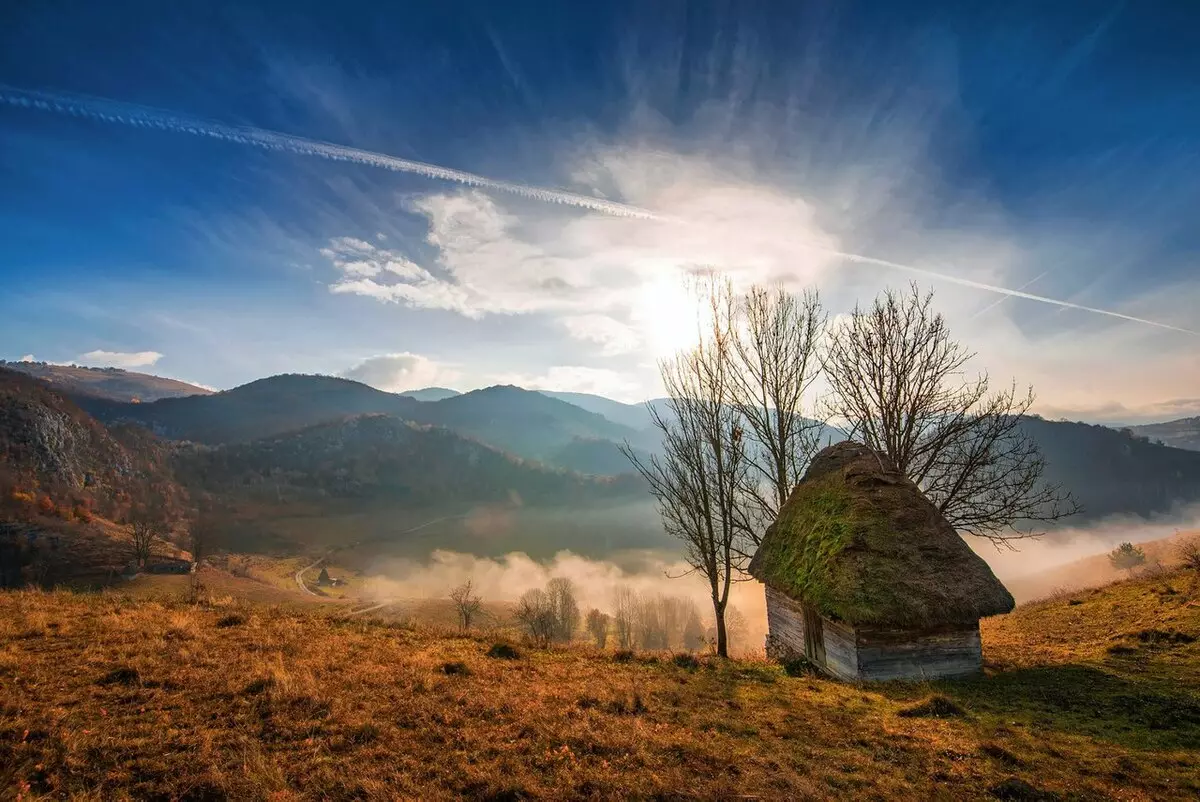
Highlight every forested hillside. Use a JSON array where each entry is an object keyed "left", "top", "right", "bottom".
[
  {"left": 175, "top": 414, "right": 645, "bottom": 508},
  {"left": 1130, "top": 416, "right": 1200, "bottom": 452},
  {"left": 1026, "top": 417, "right": 1200, "bottom": 521}
]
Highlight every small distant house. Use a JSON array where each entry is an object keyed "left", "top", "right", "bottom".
[
  {"left": 748, "top": 442, "right": 1015, "bottom": 682},
  {"left": 145, "top": 556, "right": 195, "bottom": 575}
]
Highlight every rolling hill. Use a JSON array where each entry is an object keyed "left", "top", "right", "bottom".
[
  {"left": 77, "top": 374, "right": 423, "bottom": 445},
  {"left": 0, "top": 360, "right": 211, "bottom": 402},
  {"left": 1022, "top": 416, "right": 1200, "bottom": 523},
  {"left": 82, "top": 376, "right": 655, "bottom": 470},
  {"left": 174, "top": 413, "right": 644, "bottom": 509},
  {"left": 399, "top": 387, "right": 462, "bottom": 402},
  {"left": 3, "top": 568, "right": 1197, "bottom": 799},
  {"left": 1130, "top": 415, "right": 1200, "bottom": 452}
]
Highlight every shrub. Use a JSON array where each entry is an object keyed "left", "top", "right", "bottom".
[
  {"left": 672, "top": 653, "right": 700, "bottom": 670},
  {"left": 440, "top": 661, "right": 470, "bottom": 676},
  {"left": 216, "top": 613, "right": 247, "bottom": 628},
  {"left": 613, "top": 649, "right": 635, "bottom": 663},
  {"left": 486, "top": 643, "right": 520, "bottom": 660},
  {"left": 97, "top": 666, "right": 141, "bottom": 686},
  {"left": 36, "top": 495, "right": 55, "bottom": 515}
]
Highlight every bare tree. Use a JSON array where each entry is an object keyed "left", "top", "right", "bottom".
[
  {"left": 612, "top": 585, "right": 637, "bottom": 649},
  {"left": 545, "top": 577, "right": 581, "bottom": 642},
  {"left": 727, "top": 282, "right": 827, "bottom": 541},
  {"left": 128, "top": 504, "right": 168, "bottom": 568},
  {"left": 622, "top": 288, "right": 753, "bottom": 657},
  {"left": 1177, "top": 536, "right": 1200, "bottom": 572},
  {"left": 636, "top": 594, "right": 668, "bottom": 650},
  {"left": 514, "top": 588, "right": 557, "bottom": 647},
  {"left": 585, "top": 608, "right": 610, "bottom": 648},
  {"left": 449, "top": 579, "right": 484, "bottom": 632},
  {"left": 823, "top": 284, "right": 1078, "bottom": 546}
]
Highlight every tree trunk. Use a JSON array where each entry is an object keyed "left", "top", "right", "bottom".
[{"left": 713, "top": 602, "right": 728, "bottom": 658}]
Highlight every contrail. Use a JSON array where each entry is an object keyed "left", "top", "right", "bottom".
[
  {"left": 0, "top": 84, "right": 657, "bottom": 219},
  {"left": 970, "top": 272, "right": 1047, "bottom": 319},
  {"left": 2, "top": 84, "right": 1194, "bottom": 337}
]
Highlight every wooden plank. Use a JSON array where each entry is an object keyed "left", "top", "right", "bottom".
[{"left": 855, "top": 625, "right": 982, "bottom": 681}]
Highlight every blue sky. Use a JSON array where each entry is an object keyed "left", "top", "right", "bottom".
[{"left": 1, "top": 1, "right": 1197, "bottom": 422}]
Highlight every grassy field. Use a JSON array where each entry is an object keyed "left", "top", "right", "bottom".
[{"left": 1, "top": 571, "right": 1197, "bottom": 800}]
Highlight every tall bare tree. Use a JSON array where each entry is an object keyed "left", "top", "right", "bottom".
[
  {"left": 449, "top": 579, "right": 483, "bottom": 632},
  {"left": 622, "top": 296, "right": 753, "bottom": 657},
  {"left": 727, "top": 282, "right": 827, "bottom": 539},
  {"left": 612, "top": 585, "right": 637, "bottom": 649},
  {"left": 823, "top": 284, "right": 1078, "bottom": 545},
  {"left": 545, "top": 577, "right": 581, "bottom": 642}
]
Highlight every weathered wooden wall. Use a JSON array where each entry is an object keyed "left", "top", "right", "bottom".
[
  {"left": 765, "top": 586, "right": 984, "bottom": 681},
  {"left": 854, "top": 625, "right": 982, "bottom": 681},
  {"left": 764, "top": 587, "right": 858, "bottom": 681}
]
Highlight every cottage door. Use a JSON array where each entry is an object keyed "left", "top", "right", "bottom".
[{"left": 803, "top": 606, "right": 826, "bottom": 664}]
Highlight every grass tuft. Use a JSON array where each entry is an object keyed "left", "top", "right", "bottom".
[{"left": 897, "top": 694, "right": 966, "bottom": 719}]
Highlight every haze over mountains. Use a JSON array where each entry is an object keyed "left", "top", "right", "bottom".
[{"left": 5, "top": 363, "right": 1200, "bottom": 563}]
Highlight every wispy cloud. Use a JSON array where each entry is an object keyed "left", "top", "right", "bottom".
[{"left": 76, "top": 350, "right": 163, "bottom": 368}]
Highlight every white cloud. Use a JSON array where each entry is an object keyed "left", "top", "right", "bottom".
[
  {"left": 319, "top": 150, "right": 843, "bottom": 359},
  {"left": 342, "top": 352, "right": 459, "bottom": 393},
  {"left": 18, "top": 354, "right": 35, "bottom": 362},
  {"left": 76, "top": 350, "right": 163, "bottom": 369}
]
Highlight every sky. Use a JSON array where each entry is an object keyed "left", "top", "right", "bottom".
[{"left": 1, "top": 1, "right": 1197, "bottom": 423}]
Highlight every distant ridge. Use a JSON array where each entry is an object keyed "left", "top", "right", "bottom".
[
  {"left": 399, "top": 387, "right": 461, "bottom": 402},
  {"left": 1129, "top": 415, "right": 1200, "bottom": 452},
  {"left": 1, "top": 360, "right": 212, "bottom": 402}
]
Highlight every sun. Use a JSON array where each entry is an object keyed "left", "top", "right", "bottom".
[{"left": 632, "top": 269, "right": 707, "bottom": 359}]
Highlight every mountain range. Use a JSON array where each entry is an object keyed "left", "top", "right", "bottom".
[{"left": 5, "top": 363, "right": 1200, "bottom": 563}]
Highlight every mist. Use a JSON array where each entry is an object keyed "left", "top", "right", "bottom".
[
  {"left": 355, "top": 502, "right": 1200, "bottom": 648},
  {"left": 362, "top": 548, "right": 769, "bottom": 656}
]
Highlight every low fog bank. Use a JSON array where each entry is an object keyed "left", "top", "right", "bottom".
[
  {"left": 973, "top": 504, "right": 1200, "bottom": 602},
  {"left": 356, "top": 505, "right": 1199, "bottom": 649},
  {"left": 363, "top": 549, "right": 769, "bottom": 656}
]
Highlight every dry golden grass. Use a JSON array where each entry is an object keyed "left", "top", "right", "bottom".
[{"left": 1, "top": 572, "right": 1198, "bottom": 800}]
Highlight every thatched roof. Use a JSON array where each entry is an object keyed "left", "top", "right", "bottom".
[{"left": 748, "top": 442, "right": 1015, "bottom": 629}]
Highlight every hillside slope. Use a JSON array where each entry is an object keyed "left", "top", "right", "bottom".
[
  {"left": 174, "top": 413, "right": 645, "bottom": 508},
  {"left": 1130, "top": 415, "right": 1200, "bottom": 452},
  {"left": 2, "top": 571, "right": 1197, "bottom": 799},
  {"left": 0, "top": 368, "right": 175, "bottom": 519},
  {"left": 1024, "top": 417, "right": 1200, "bottom": 522},
  {"left": 80, "top": 374, "right": 422, "bottom": 445},
  {"left": 0, "top": 360, "right": 211, "bottom": 402}
]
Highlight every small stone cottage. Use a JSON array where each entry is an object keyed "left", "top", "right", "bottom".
[{"left": 748, "top": 442, "right": 1015, "bottom": 681}]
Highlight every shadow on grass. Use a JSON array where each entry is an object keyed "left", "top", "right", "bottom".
[{"left": 888, "top": 664, "right": 1200, "bottom": 751}]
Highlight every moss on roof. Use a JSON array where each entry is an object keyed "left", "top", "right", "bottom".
[{"left": 748, "top": 442, "right": 1015, "bottom": 629}]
